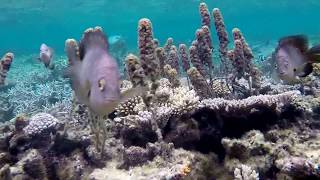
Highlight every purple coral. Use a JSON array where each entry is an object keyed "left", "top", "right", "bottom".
[
  {"left": 164, "top": 37, "right": 174, "bottom": 56},
  {"left": 232, "top": 28, "right": 262, "bottom": 88},
  {"left": 178, "top": 44, "right": 190, "bottom": 74},
  {"left": 138, "top": 18, "right": 160, "bottom": 81},
  {"left": 195, "top": 28, "right": 213, "bottom": 80},
  {"left": 166, "top": 46, "right": 180, "bottom": 75},
  {"left": 199, "top": 3, "right": 211, "bottom": 29},
  {"left": 0, "top": 52, "right": 14, "bottom": 85},
  {"left": 213, "top": 8, "right": 230, "bottom": 72},
  {"left": 232, "top": 28, "right": 254, "bottom": 64},
  {"left": 189, "top": 45, "right": 208, "bottom": 78},
  {"left": 155, "top": 47, "right": 166, "bottom": 77}
]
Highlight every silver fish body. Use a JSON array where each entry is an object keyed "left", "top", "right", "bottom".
[
  {"left": 274, "top": 35, "right": 318, "bottom": 84},
  {"left": 39, "top": 43, "right": 53, "bottom": 68},
  {"left": 65, "top": 27, "right": 123, "bottom": 115}
]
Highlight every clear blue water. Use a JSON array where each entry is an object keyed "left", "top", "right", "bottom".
[{"left": 1, "top": 0, "right": 319, "bottom": 55}]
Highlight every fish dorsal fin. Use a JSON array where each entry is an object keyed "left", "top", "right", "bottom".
[
  {"left": 279, "top": 35, "right": 309, "bottom": 53},
  {"left": 79, "top": 26, "right": 109, "bottom": 60},
  {"left": 65, "top": 39, "right": 81, "bottom": 64}
]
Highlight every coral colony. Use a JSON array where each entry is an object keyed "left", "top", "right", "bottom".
[{"left": 0, "top": 2, "right": 320, "bottom": 180}]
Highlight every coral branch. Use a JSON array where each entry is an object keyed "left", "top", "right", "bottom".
[
  {"left": 213, "top": 8, "right": 230, "bottom": 72},
  {"left": 199, "top": 3, "right": 211, "bottom": 29},
  {"left": 138, "top": 18, "right": 160, "bottom": 81},
  {"left": 178, "top": 44, "right": 191, "bottom": 74}
]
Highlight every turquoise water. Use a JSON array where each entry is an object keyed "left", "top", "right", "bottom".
[{"left": 1, "top": 0, "right": 320, "bottom": 55}]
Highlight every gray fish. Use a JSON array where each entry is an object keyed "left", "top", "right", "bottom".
[
  {"left": 65, "top": 27, "right": 145, "bottom": 115},
  {"left": 39, "top": 43, "right": 54, "bottom": 69},
  {"left": 274, "top": 35, "right": 320, "bottom": 84}
]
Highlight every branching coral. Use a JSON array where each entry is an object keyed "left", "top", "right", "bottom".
[
  {"left": 115, "top": 96, "right": 145, "bottom": 117},
  {"left": 169, "top": 86, "right": 200, "bottom": 115},
  {"left": 211, "top": 80, "right": 231, "bottom": 97},
  {"left": 234, "top": 164, "right": 259, "bottom": 180},
  {"left": 6, "top": 78, "right": 72, "bottom": 116}
]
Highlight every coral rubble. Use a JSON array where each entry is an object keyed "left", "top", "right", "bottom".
[{"left": 1, "top": 2, "right": 320, "bottom": 180}]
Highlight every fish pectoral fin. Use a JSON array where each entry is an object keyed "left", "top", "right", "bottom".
[
  {"left": 307, "top": 44, "right": 320, "bottom": 62},
  {"left": 120, "top": 86, "right": 148, "bottom": 103},
  {"left": 279, "top": 35, "right": 309, "bottom": 53},
  {"left": 79, "top": 27, "right": 108, "bottom": 59}
]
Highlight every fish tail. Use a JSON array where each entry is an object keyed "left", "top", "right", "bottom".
[
  {"left": 307, "top": 44, "right": 320, "bottom": 62},
  {"left": 79, "top": 27, "right": 108, "bottom": 59}
]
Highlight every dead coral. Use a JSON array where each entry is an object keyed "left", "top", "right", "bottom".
[
  {"left": 234, "top": 164, "right": 259, "bottom": 180},
  {"left": 187, "top": 67, "right": 212, "bottom": 99}
]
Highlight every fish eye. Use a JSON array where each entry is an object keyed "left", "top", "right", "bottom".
[
  {"left": 293, "top": 68, "right": 297, "bottom": 72},
  {"left": 98, "top": 79, "right": 106, "bottom": 91}
]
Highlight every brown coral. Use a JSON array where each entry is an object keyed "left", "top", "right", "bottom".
[
  {"left": 164, "top": 64, "right": 181, "bottom": 88},
  {"left": 125, "top": 53, "right": 147, "bottom": 87},
  {"left": 189, "top": 45, "right": 207, "bottom": 78},
  {"left": 0, "top": 52, "right": 14, "bottom": 85},
  {"left": 164, "top": 37, "right": 174, "bottom": 56},
  {"left": 178, "top": 44, "right": 191, "bottom": 77},
  {"left": 138, "top": 18, "right": 160, "bottom": 81},
  {"left": 187, "top": 67, "right": 212, "bottom": 99},
  {"left": 155, "top": 47, "right": 166, "bottom": 77},
  {"left": 166, "top": 45, "right": 180, "bottom": 75}
]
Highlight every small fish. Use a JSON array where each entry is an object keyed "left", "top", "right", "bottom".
[
  {"left": 274, "top": 35, "right": 320, "bottom": 84},
  {"left": 108, "top": 35, "right": 123, "bottom": 45},
  {"left": 65, "top": 27, "right": 146, "bottom": 115},
  {"left": 39, "top": 43, "right": 54, "bottom": 69}
]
